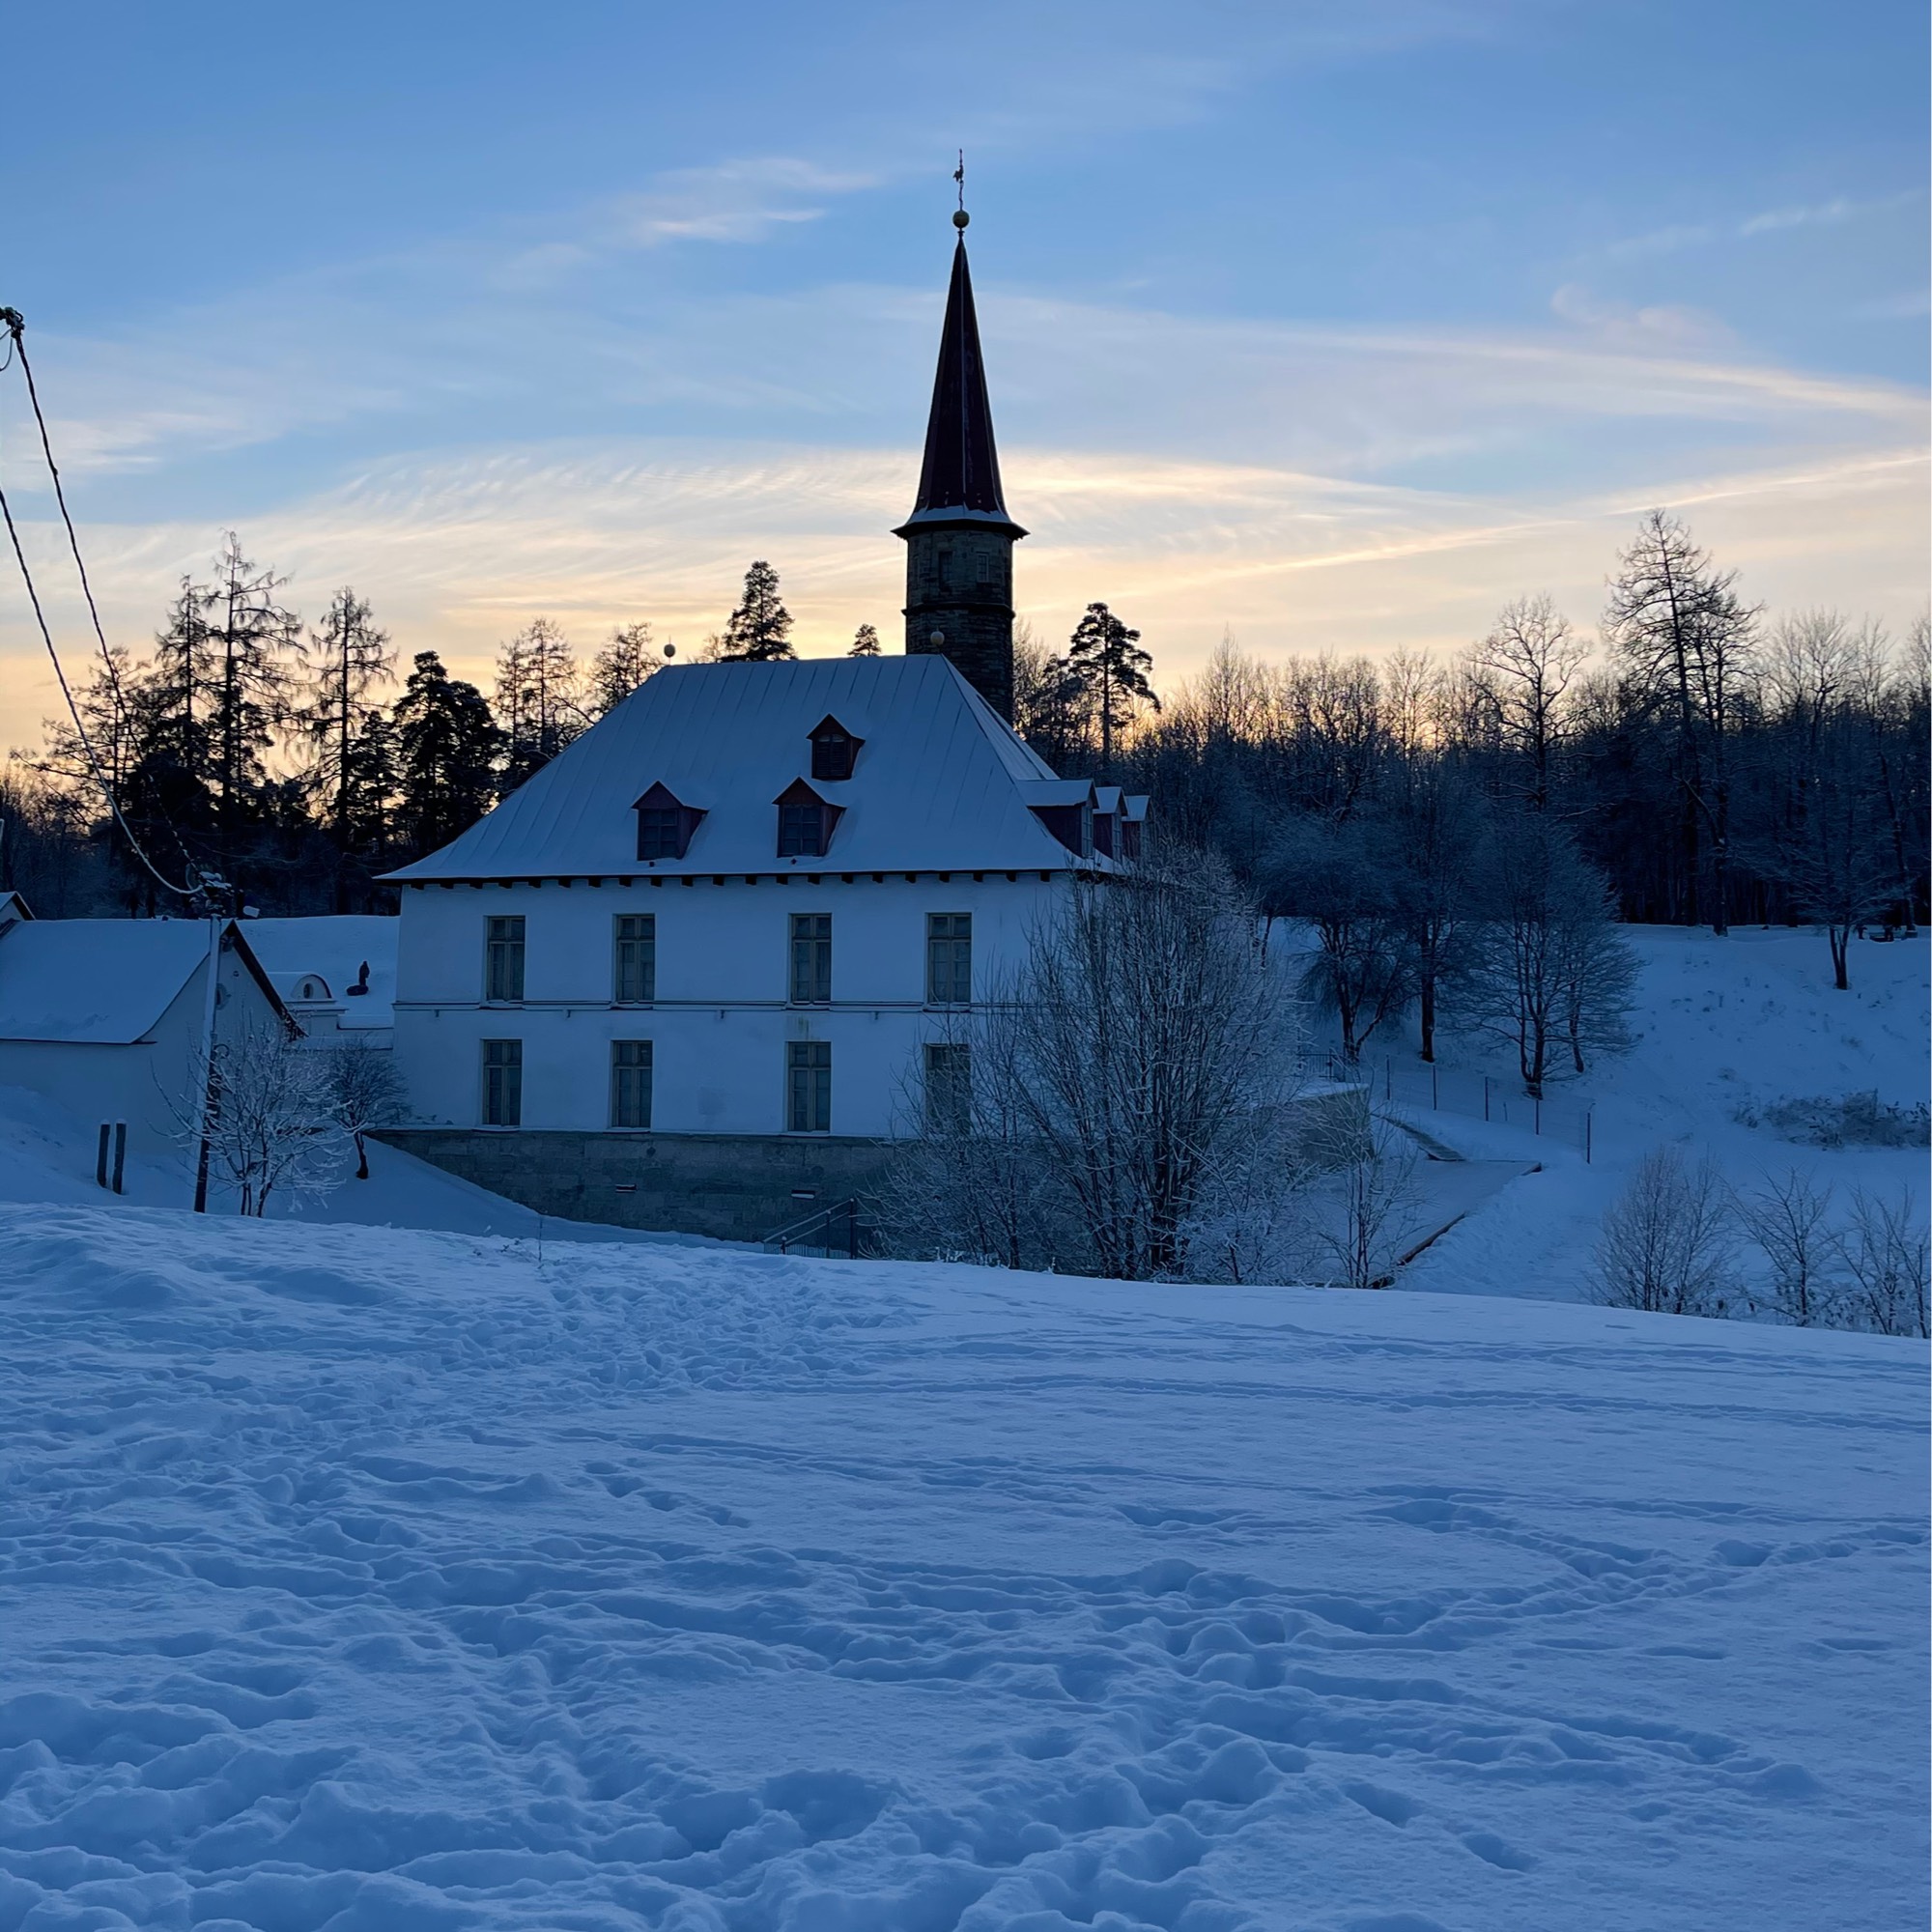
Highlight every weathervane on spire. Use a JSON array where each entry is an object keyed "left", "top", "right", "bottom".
[{"left": 952, "top": 152, "right": 968, "bottom": 230}]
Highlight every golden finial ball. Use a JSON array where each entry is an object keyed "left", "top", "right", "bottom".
[{"left": 952, "top": 209, "right": 970, "bottom": 230}]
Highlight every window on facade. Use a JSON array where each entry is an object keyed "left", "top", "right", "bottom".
[
  {"left": 779, "top": 803, "right": 827, "bottom": 858},
  {"left": 482, "top": 1039, "right": 523, "bottom": 1126},
  {"left": 613, "top": 914, "right": 656, "bottom": 1004},
  {"left": 975, "top": 551, "right": 992, "bottom": 585},
  {"left": 926, "top": 913, "right": 972, "bottom": 1006},
  {"left": 788, "top": 1040, "right": 832, "bottom": 1133},
  {"left": 790, "top": 914, "right": 832, "bottom": 1004},
  {"left": 924, "top": 1042, "right": 972, "bottom": 1136},
  {"left": 611, "top": 1039, "right": 653, "bottom": 1128},
  {"left": 485, "top": 916, "right": 526, "bottom": 1003}
]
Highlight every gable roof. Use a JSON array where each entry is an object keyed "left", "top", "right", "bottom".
[
  {"left": 0, "top": 918, "right": 289, "bottom": 1044},
  {"left": 383, "top": 655, "right": 1121, "bottom": 883}
]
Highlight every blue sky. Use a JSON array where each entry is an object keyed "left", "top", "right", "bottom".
[{"left": 0, "top": 0, "right": 1924, "bottom": 743}]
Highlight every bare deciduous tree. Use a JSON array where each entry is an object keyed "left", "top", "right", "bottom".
[
  {"left": 1473, "top": 811, "right": 1634, "bottom": 1095},
  {"left": 1266, "top": 815, "right": 1410, "bottom": 1065},
  {"left": 1306, "top": 1111, "right": 1423, "bottom": 1291},
  {"left": 1471, "top": 594, "right": 1588, "bottom": 813},
  {"left": 323, "top": 1035, "right": 408, "bottom": 1180},
  {"left": 1834, "top": 1185, "right": 1929, "bottom": 1338},
  {"left": 178, "top": 1018, "right": 346, "bottom": 1215},
  {"left": 1593, "top": 1147, "right": 1735, "bottom": 1316},
  {"left": 1735, "top": 1168, "right": 1840, "bottom": 1327},
  {"left": 878, "top": 851, "right": 1306, "bottom": 1281}
]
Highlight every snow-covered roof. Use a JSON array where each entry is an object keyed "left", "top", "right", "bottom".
[
  {"left": 0, "top": 891, "right": 33, "bottom": 929},
  {"left": 384, "top": 656, "right": 1125, "bottom": 882},
  {"left": 244, "top": 916, "right": 398, "bottom": 1029},
  {"left": 0, "top": 919, "right": 284, "bottom": 1044}
]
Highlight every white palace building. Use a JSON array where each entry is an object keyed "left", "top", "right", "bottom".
[{"left": 380, "top": 215, "right": 1148, "bottom": 1239}]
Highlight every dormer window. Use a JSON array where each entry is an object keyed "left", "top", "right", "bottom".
[
  {"left": 809, "top": 716, "right": 863, "bottom": 781},
  {"left": 1021, "top": 780, "right": 1096, "bottom": 858},
  {"left": 632, "top": 781, "right": 704, "bottom": 862},
  {"left": 775, "top": 778, "right": 843, "bottom": 858}
]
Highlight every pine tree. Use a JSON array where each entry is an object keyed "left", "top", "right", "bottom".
[
  {"left": 848, "top": 623, "right": 881, "bottom": 657},
  {"left": 495, "top": 618, "right": 582, "bottom": 789},
  {"left": 721, "top": 561, "right": 794, "bottom": 661},
  {"left": 299, "top": 587, "right": 395, "bottom": 908},
  {"left": 1065, "top": 602, "right": 1158, "bottom": 779},
  {"left": 393, "top": 651, "right": 501, "bottom": 857},
  {"left": 586, "top": 622, "right": 662, "bottom": 716}
]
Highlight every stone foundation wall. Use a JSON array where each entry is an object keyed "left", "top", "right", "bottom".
[
  {"left": 381, "top": 1084, "right": 1369, "bottom": 1248},
  {"left": 375, "top": 1129, "right": 895, "bottom": 1244}
]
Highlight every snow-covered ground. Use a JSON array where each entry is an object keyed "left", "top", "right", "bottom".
[
  {"left": 0, "top": 1202, "right": 1923, "bottom": 1929},
  {"left": 1354, "top": 928, "right": 1931, "bottom": 1306}
]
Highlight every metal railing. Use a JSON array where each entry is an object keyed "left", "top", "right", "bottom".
[
  {"left": 1326, "top": 1054, "right": 1595, "bottom": 1161},
  {"left": 761, "top": 1197, "right": 866, "bottom": 1258}
]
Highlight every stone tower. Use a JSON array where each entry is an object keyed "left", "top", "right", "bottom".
[{"left": 895, "top": 213, "right": 1026, "bottom": 721}]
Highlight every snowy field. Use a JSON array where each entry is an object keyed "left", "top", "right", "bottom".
[{"left": 1, "top": 1201, "right": 1924, "bottom": 1930}]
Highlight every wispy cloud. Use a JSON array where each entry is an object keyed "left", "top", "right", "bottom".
[
  {"left": 1600, "top": 187, "right": 1925, "bottom": 262},
  {"left": 4, "top": 432, "right": 1922, "bottom": 753}
]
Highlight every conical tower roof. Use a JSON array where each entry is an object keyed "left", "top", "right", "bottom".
[{"left": 898, "top": 235, "right": 1025, "bottom": 535}]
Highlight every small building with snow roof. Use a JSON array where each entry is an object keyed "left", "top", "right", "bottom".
[{"left": 0, "top": 917, "right": 294, "bottom": 1169}]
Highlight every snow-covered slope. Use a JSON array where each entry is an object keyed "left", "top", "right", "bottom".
[
  {"left": 1386, "top": 929, "right": 1931, "bottom": 1304},
  {"left": 0, "top": 1201, "right": 1922, "bottom": 1929},
  {"left": 0, "top": 1082, "right": 717, "bottom": 1247}
]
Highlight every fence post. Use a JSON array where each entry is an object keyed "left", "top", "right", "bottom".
[
  {"left": 111, "top": 1122, "right": 127, "bottom": 1195},
  {"left": 96, "top": 1122, "right": 111, "bottom": 1189},
  {"left": 1385, "top": 1060, "right": 1392, "bottom": 1105},
  {"left": 1534, "top": 1094, "right": 1542, "bottom": 1137},
  {"left": 1432, "top": 1064, "right": 1438, "bottom": 1110},
  {"left": 1483, "top": 1077, "right": 1491, "bottom": 1123},
  {"left": 1585, "top": 1109, "right": 1593, "bottom": 1165}
]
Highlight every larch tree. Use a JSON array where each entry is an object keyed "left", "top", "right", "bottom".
[
  {"left": 300, "top": 587, "right": 395, "bottom": 909},
  {"left": 586, "top": 622, "right": 662, "bottom": 717},
  {"left": 721, "top": 561, "right": 794, "bottom": 661},
  {"left": 1604, "top": 511, "right": 1757, "bottom": 933},
  {"left": 496, "top": 618, "right": 582, "bottom": 788},
  {"left": 203, "top": 534, "right": 298, "bottom": 875}
]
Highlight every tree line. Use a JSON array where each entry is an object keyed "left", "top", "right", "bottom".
[
  {"left": 1028, "top": 512, "right": 1926, "bottom": 1013},
  {"left": 3, "top": 512, "right": 1924, "bottom": 968},
  {"left": 1, "top": 552, "right": 856, "bottom": 915}
]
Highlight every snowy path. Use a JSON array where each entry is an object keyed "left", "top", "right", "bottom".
[{"left": 0, "top": 1205, "right": 1923, "bottom": 1930}]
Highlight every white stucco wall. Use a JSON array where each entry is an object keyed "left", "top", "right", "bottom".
[{"left": 391, "top": 872, "right": 1071, "bottom": 1137}]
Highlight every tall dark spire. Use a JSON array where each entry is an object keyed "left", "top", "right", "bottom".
[
  {"left": 897, "top": 202, "right": 1026, "bottom": 721},
  {"left": 908, "top": 236, "right": 1014, "bottom": 524}
]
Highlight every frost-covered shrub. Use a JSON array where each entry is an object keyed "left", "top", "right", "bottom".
[
  {"left": 1732, "top": 1092, "right": 1930, "bottom": 1149},
  {"left": 1593, "top": 1148, "right": 1735, "bottom": 1317}
]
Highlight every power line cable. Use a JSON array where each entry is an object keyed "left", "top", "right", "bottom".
[{"left": 0, "top": 306, "right": 197, "bottom": 901}]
